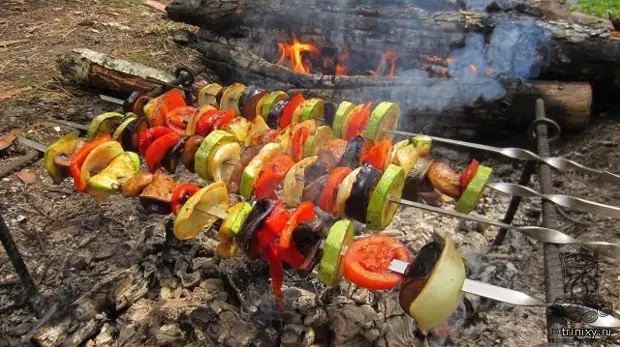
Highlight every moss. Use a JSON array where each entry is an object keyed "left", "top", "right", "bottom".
[{"left": 573, "top": 0, "right": 620, "bottom": 18}]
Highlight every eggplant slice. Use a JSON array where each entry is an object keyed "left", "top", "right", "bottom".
[
  {"left": 266, "top": 100, "right": 288, "bottom": 129},
  {"left": 236, "top": 198, "right": 276, "bottom": 260},
  {"left": 345, "top": 163, "right": 382, "bottom": 223}
]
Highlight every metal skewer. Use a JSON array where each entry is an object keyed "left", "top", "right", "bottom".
[
  {"left": 486, "top": 182, "right": 620, "bottom": 219},
  {"left": 384, "top": 129, "right": 620, "bottom": 186},
  {"left": 387, "top": 259, "right": 620, "bottom": 329},
  {"left": 390, "top": 197, "right": 620, "bottom": 260},
  {"left": 49, "top": 119, "right": 89, "bottom": 131}
]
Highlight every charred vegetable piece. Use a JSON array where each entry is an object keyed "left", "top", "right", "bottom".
[
  {"left": 237, "top": 198, "right": 276, "bottom": 259},
  {"left": 162, "top": 136, "right": 188, "bottom": 174},
  {"left": 412, "top": 135, "right": 432, "bottom": 156},
  {"left": 139, "top": 170, "right": 179, "bottom": 215},
  {"left": 303, "top": 126, "right": 333, "bottom": 158},
  {"left": 218, "top": 202, "right": 252, "bottom": 258},
  {"left": 317, "top": 167, "right": 352, "bottom": 215},
  {"left": 343, "top": 235, "right": 411, "bottom": 290},
  {"left": 130, "top": 116, "right": 150, "bottom": 152},
  {"left": 427, "top": 161, "right": 461, "bottom": 199},
  {"left": 173, "top": 181, "right": 229, "bottom": 240},
  {"left": 198, "top": 83, "right": 223, "bottom": 107},
  {"left": 336, "top": 167, "right": 361, "bottom": 217},
  {"left": 402, "top": 157, "right": 435, "bottom": 201},
  {"left": 254, "top": 154, "right": 295, "bottom": 200},
  {"left": 302, "top": 174, "right": 329, "bottom": 204},
  {"left": 194, "top": 130, "right": 235, "bottom": 181},
  {"left": 148, "top": 89, "right": 186, "bottom": 127},
  {"left": 292, "top": 219, "right": 325, "bottom": 277},
  {"left": 145, "top": 133, "right": 180, "bottom": 172},
  {"left": 278, "top": 201, "right": 315, "bottom": 269},
  {"left": 282, "top": 156, "right": 318, "bottom": 207},
  {"left": 240, "top": 143, "right": 282, "bottom": 200},
  {"left": 343, "top": 101, "right": 372, "bottom": 141},
  {"left": 122, "top": 172, "right": 153, "bottom": 197},
  {"left": 304, "top": 162, "right": 329, "bottom": 186},
  {"left": 395, "top": 144, "right": 418, "bottom": 175},
  {"left": 318, "top": 139, "right": 348, "bottom": 169},
  {"left": 44, "top": 134, "right": 79, "bottom": 184},
  {"left": 79, "top": 141, "right": 124, "bottom": 193},
  {"left": 266, "top": 100, "right": 288, "bottom": 129},
  {"left": 87, "top": 152, "right": 140, "bottom": 202},
  {"left": 345, "top": 163, "right": 382, "bottom": 223},
  {"left": 86, "top": 112, "right": 124, "bottom": 141},
  {"left": 318, "top": 219, "right": 354, "bottom": 286},
  {"left": 239, "top": 86, "right": 268, "bottom": 120},
  {"left": 219, "top": 83, "right": 246, "bottom": 116},
  {"left": 170, "top": 184, "right": 200, "bottom": 215},
  {"left": 262, "top": 91, "right": 289, "bottom": 119},
  {"left": 366, "top": 164, "right": 405, "bottom": 230},
  {"left": 364, "top": 102, "right": 400, "bottom": 142},
  {"left": 180, "top": 135, "right": 203, "bottom": 172},
  {"left": 338, "top": 136, "right": 373, "bottom": 169},
  {"left": 455, "top": 165, "right": 491, "bottom": 214},
  {"left": 323, "top": 101, "right": 337, "bottom": 128}
]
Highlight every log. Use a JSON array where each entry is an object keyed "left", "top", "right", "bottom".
[
  {"left": 57, "top": 48, "right": 175, "bottom": 95},
  {"left": 165, "top": 0, "right": 620, "bottom": 83}
]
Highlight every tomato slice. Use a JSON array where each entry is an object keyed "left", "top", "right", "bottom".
[
  {"left": 69, "top": 135, "right": 112, "bottom": 192},
  {"left": 278, "top": 201, "right": 315, "bottom": 268},
  {"left": 138, "top": 127, "right": 174, "bottom": 157},
  {"left": 145, "top": 133, "right": 180, "bottom": 172},
  {"left": 166, "top": 106, "right": 196, "bottom": 135},
  {"left": 344, "top": 101, "right": 372, "bottom": 141},
  {"left": 279, "top": 93, "right": 304, "bottom": 128},
  {"left": 213, "top": 109, "right": 235, "bottom": 130},
  {"left": 170, "top": 183, "right": 200, "bottom": 215},
  {"left": 460, "top": 159, "right": 479, "bottom": 190},
  {"left": 152, "top": 89, "right": 186, "bottom": 127},
  {"left": 291, "top": 126, "right": 311, "bottom": 162},
  {"left": 257, "top": 200, "right": 290, "bottom": 252},
  {"left": 317, "top": 167, "right": 352, "bottom": 214},
  {"left": 254, "top": 155, "right": 295, "bottom": 200},
  {"left": 362, "top": 139, "right": 392, "bottom": 171},
  {"left": 343, "top": 234, "right": 411, "bottom": 290}
]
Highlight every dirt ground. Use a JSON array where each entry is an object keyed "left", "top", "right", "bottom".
[{"left": 0, "top": 1, "right": 619, "bottom": 347}]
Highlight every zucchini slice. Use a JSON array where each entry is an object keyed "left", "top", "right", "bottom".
[
  {"left": 332, "top": 101, "right": 354, "bottom": 139},
  {"left": 261, "top": 91, "right": 289, "bottom": 119},
  {"left": 303, "top": 126, "right": 333, "bottom": 158},
  {"left": 87, "top": 112, "right": 124, "bottom": 141},
  {"left": 174, "top": 181, "right": 229, "bottom": 240},
  {"left": 194, "top": 130, "right": 235, "bottom": 180},
  {"left": 366, "top": 164, "right": 406, "bottom": 230},
  {"left": 335, "top": 167, "right": 362, "bottom": 217},
  {"left": 198, "top": 83, "right": 223, "bottom": 107},
  {"left": 239, "top": 143, "right": 282, "bottom": 200},
  {"left": 364, "top": 102, "right": 400, "bottom": 142},
  {"left": 318, "top": 219, "right": 354, "bottom": 286},
  {"left": 455, "top": 165, "right": 492, "bottom": 214},
  {"left": 219, "top": 83, "right": 246, "bottom": 116},
  {"left": 300, "top": 98, "right": 325, "bottom": 122},
  {"left": 282, "top": 155, "right": 318, "bottom": 207}
]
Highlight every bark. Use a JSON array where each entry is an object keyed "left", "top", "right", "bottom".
[{"left": 57, "top": 48, "right": 175, "bottom": 95}]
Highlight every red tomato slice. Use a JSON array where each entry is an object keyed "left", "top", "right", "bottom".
[
  {"left": 279, "top": 93, "right": 304, "bottom": 128},
  {"left": 254, "top": 155, "right": 295, "bottom": 200},
  {"left": 145, "top": 133, "right": 180, "bottom": 172},
  {"left": 213, "top": 109, "right": 235, "bottom": 130},
  {"left": 278, "top": 201, "right": 315, "bottom": 268},
  {"left": 344, "top": 101, "right": 372, "bottom": 141},
  {"left": 151, "top": 89, "right": 186, "bottom": 127},
  {"left": 343, "top": 235, "right": 411, "bottom": 290},
  {"left": 291, "top": 126, "right": 311, "bottom": 162},
  {"left": 317, "top": 167, "right": 352, "bottom": 214},
  {"left": 170, "top": 184, "right": 200, "bottom": 215},
  {"left": 362, "top": 140, "right": 392, "bottom": 170},
  {"left": 166, "top": 106, "right": 196, "bottom": 135},
  {"left": 138, "top": 127, "right": 174, "bottom": 157},
  {"left": 69, "top": 135, "right": 112, "bottom": 192},
  {"left": 460, "top": 159, "right": 479, "bottom": 190}
]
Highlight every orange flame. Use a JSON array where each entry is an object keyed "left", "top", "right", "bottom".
[
  {"left": 370, "top": 49, "right": 399, "bottom": 77},
  {"left": 336, "top": 50, "right": 350, "bottom": 76},
  {"left": 470, "top": 64, "right": 477, "bottom": 74},
  {"left": 276, "top": 39, "right": 319, "bottom": 74}
]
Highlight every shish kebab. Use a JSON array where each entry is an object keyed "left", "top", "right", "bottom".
[
  {"left": 14, "top": 136, "right": 620, "bottom": 331},
  {"left": 53, "top": 87, "right": 620, "bottom": 221}
]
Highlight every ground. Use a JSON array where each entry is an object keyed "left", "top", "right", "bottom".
[{"left": 0, "top": 1, "right": 619, "bottom": 347}]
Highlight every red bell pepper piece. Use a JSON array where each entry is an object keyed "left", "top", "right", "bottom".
[
  {"left": 151, "top": 89, "right": 186, "bottom": 127},
  {"left": 138, "top": 127, "right": 174, "bottom": 157},
  {"left": 317, "top": 167, "right": 352, "bottom": 214},
  {"left": 362, "top": 139, "right": 392, "bottom": 171},
  {"left": 170, "top": 184, "right": 201, "bottom": 215},
  {"left": 145, "top": 132, "right": 180, "bottom": 172},
  {"left": 254, "top": 155, "right": 295, "bottom": 200},
  {"left": 195, "top": 109, "right": 235, "bottom": 136},
  {"left": 265, "top": 243, "right": 285, "bottom": 312},
  {"left": 291, "top": 126, "right": 311, "bottom": 162},
  {"left": 278, "top": 201, "right": 315, "bottom": 268},
  {"left": 460, "top": 159, "right": 480, "bottom": 190},
  {"left": 69, "top": 135, "right": 112, "bottom": 192},
  {"left": 213, "top": 109, "right": 235, "bottom": 130},
  {"left": 344, "top": 101, "right": 372, "bottom": 141},
  {"left": 279, "top": 93, "right": 304, "bottom": 128},
  {"left": 165, "top": 106, "right": 196, "bottom": 135},
  {"left": 257, "top": 200, "right": 290, "bottom": 251}
]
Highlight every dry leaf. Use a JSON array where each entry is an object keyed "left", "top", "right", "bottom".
[
  {"left": 0, "top": 129, "right": 19, "bottom": 150},
  {"left": 17, "top": 169, "right": 37, "bottom": 184},
  {"left": 0, "top": 86, "right": 32, "bottom": 101}
]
